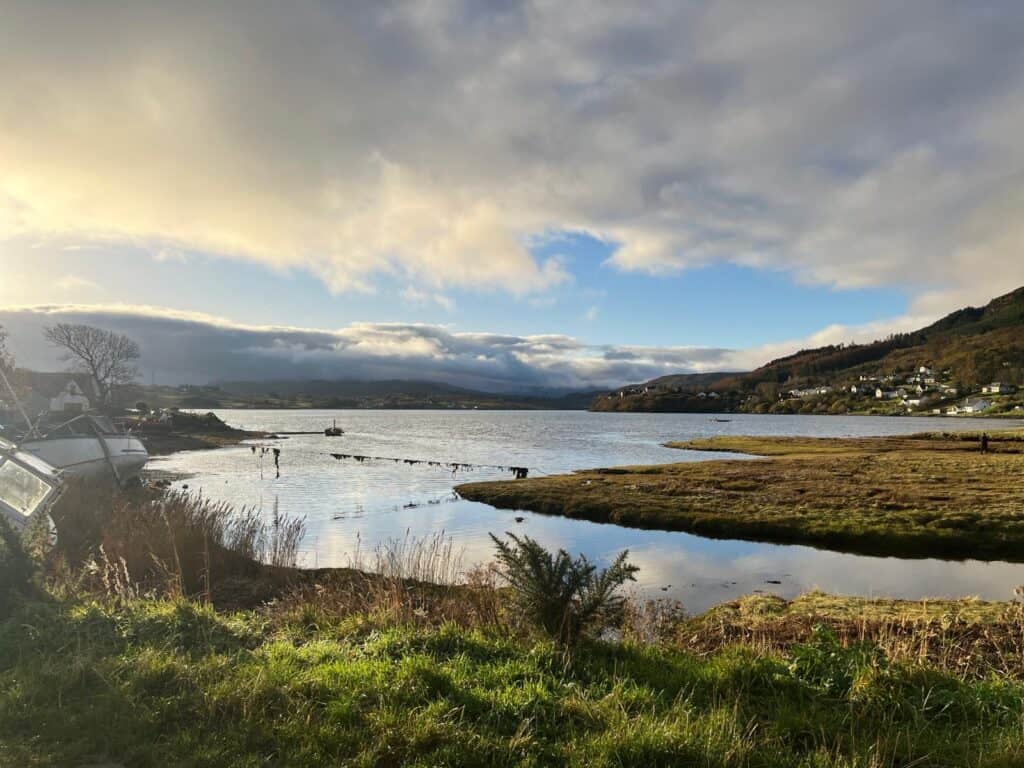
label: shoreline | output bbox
[140,427,262,457]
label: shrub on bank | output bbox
[490,532,637,648]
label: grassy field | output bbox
[3,592,1024,768]
[457,431,1024,560]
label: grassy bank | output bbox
[5,483,1024,766]
[457,431,1024,560]
[3,591,1024,767]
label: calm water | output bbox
[152,410,1024,612]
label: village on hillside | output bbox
[599,362,1024,416]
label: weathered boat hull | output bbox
[20,435,148,482]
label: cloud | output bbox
[399,286,456,313]
[1,2,1022,311]
[55,275,99,292]
[0,303,933,392]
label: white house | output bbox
[49,380,91,413]
[982,382,1015,395]
[962,398,991,414]
[22,372,99,415]
[791,386,832,398]
[919,365,933,376]
[875,388,897,400]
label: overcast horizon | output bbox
[4,2,1024,391]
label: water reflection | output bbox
[152,410,1024,612]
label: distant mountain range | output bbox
[593,286,1024,414]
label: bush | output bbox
[490,532,637,648]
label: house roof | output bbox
[19,371,99,399]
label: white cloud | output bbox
[153,247,189,264]
[0,2,1021,312]
[399,286,456,313]
[55,274,99,292]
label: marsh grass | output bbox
[261,529,503,634]
[347,528,465,585]
[683,592,1024,679]
[46,481,305,601]
[458,431,1024,559]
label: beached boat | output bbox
[18,414,148,483]
[324,420,344,437]
[0,436,64,532]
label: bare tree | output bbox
[43,324,140,407]
[0,324,12,374]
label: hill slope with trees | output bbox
[593,286,1024,415]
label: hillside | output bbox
[593,286,1024,415]
[132,379,603,411]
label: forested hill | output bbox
[592,286,1024,415]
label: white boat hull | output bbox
[20,435,148,481]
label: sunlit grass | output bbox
[3,595,1024,767]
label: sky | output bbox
[2,1,1023,390]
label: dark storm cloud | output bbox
[0,306,747,392]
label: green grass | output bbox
[458,432,1024,560]
[3,594,1024,767]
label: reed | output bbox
[47,481,305,600]
[269,530,502,631]
[347,528,464,585]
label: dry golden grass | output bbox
[682,591,1024,679]
[668,429,1024,456]
[45,481,305,604]
[457,431,1024,559]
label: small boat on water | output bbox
[0,436,64,533]
[18,414,148,484]
[710,418,732,423]
[324,420,344,437]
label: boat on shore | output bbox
[17,414,148,484]
[324,419,344,437]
